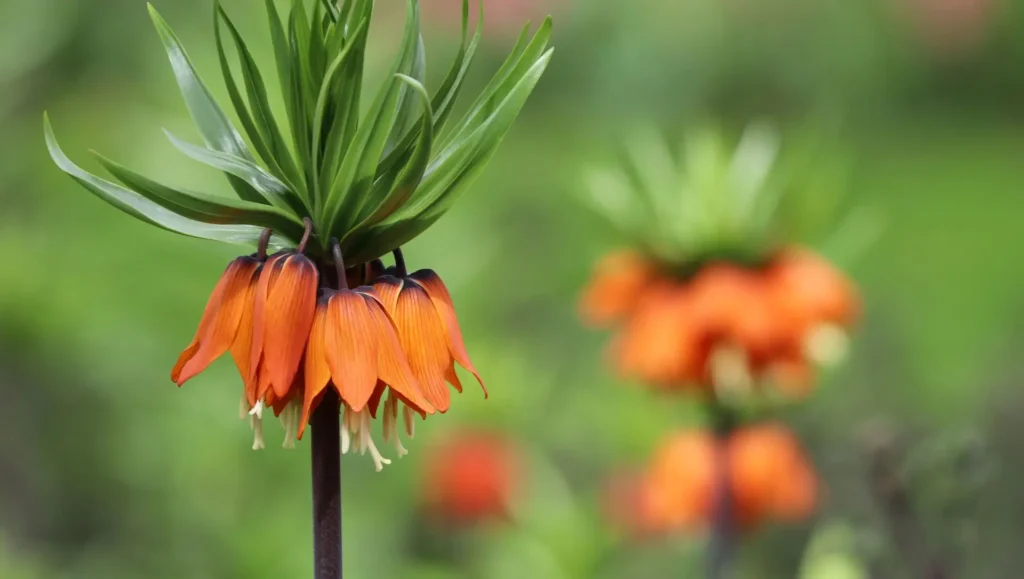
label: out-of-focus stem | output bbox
[311,389,342,579]
[707,400,737,579]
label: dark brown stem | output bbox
[311,389,342,579]
[707,400,737,579]
[257,229,272,260]
[332,239,349,290]
[393,247,407,277]
[298,217,314,254]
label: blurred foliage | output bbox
[4,0,1024,577]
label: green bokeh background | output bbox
[3,0,1024,577]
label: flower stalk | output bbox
[311,389,343,579]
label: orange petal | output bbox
[361,290,434,416]
[371,275,403,312]
[409,270,485,395]
[229,272,260,395]
[263,253,319,399]
[445,365,464,393]
[324,290,379,412]
[578,250,654,327]
[394,283,452,412]
[366,380,388,419]
[300,295,332,435]
[176,256,261,385]
[248,252,288,385]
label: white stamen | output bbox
[249,400,265,419]
[238,393,249,420]
[357,410,391,472]
[250,411,265,450]
[340,422,351,454]
[710,344,753,397]
[804,324,849,368]
[382,394,396,444]
[403,405,415,439]
[382,394,408,458]
[281,400,299,449]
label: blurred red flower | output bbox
[422,431,522,524]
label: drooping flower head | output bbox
[641,424,818,534]
[47,0,552,469]
[579,123,872,398]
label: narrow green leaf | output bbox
[320,0,340,22]
[264,0,299,142]
[46,114,276,247]
[432,0,483,134]
[309,1,327,83]
[318,1,372,195]
[383,33,426,156]
[407,48,553,219]
[310,21,367,203]
[321,0,419,238]
[344,48,553,262]
[375,0,481,184]
[96,154,306,240]
[344,74,433,239]
[217,4,306,200]
[290,0,316,116]
[439,17,552,150]
[165,131,306,216]
[148,4,263,204]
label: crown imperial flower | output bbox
[46,0,551,468]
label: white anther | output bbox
[710,344,753,397]
[804,324,849,368]
[250,411,265,451]
[249,400,265,419]
[357,410,391,472]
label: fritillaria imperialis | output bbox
[581,124,872,571]
[46,0,551,576]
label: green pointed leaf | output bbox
[290,0,316,116]
[344,48,553,263]
[212,2,275,177]
[405,47,553,219]
[439,17,552,150]
[318,1,372,197]
[96,155,306,240]
[322,0,419,238]
[46,115,275,247]
[432,0,483,134]
[264,0,298,143]
[374,0,481,185]
[384,33,426,155]
[216,3,306,199]
[164,131,304,216]
[147,4,262,205]
[311,20,368,203]
[344,74,433,241]
[309,1,328,83]
[320,0,339,23]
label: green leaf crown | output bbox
[581,123,880,273]
[46,0,553,263]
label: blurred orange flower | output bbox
[641,424,818,534]
[422,431,521,524]
[583,246,858,395]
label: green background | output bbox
[2,0,1023,577]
